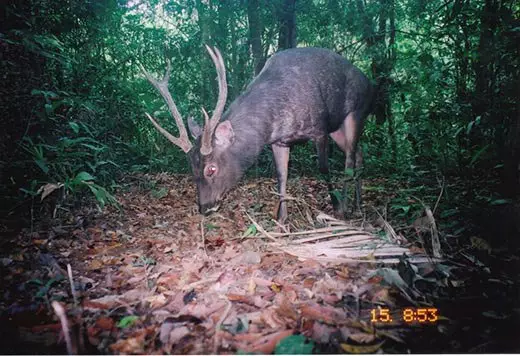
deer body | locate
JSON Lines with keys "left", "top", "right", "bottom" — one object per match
{"left": 142, "top": 46, "right": 374, "bottom": 223}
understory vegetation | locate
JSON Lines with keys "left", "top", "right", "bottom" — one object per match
{"left": 1, "top": 0, "right": 519, "bottom": 242}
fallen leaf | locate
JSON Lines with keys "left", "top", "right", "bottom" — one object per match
{"left": 349, "top": 332, "right": 377, "bottom": 343}
{"left": 250, "top": 329, "right": 295, "bottom": 354}
{"left": 340, "top": 341, "right": 384, "bottom": 354}
{"left": 95, "top": 316, "right": 115, "bottom": 331}
{"left": 300, "top": 302, "right": 347, "bottom": 325}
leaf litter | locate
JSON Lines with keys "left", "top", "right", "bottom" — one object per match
{"left": 0, "top": 172, "right": 517, "bottom": 354}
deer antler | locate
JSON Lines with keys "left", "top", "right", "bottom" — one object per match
{"left": 139, "top": 59, "right": 193, "bottom": 153}
{"left": 200, "top": 45, "right": 228, "bottom": 156}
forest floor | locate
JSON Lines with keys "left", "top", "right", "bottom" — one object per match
{"left": 0, "top": 173, "right": 519, "bottom": 354}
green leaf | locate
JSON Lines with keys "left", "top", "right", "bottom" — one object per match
{"left": 35, "top": 159, "right": 49, "bottom": 174}
{"left": 490, "top": 199, "right": 510, "bottom": 206}
{"left": 117, "top": 315, "right": 139, "bottom": 328}
{"left": 205, "top": 223, "right": 219, "bottom": 231}
{"left": 469, "top": 144, "right": 489, "bottom": 166}
{"left": 440, "top": 209, "right": 458, "bottom": 218}
{"left": 151, "top": 187, "right": 169, "bottom": 199}
{"left": 344, "top": 167, "right": 355, "bottom": 177}
{"left": 392, "top": 204, "right": 411, "bottom": 214}
{"left": 275, "top": 334, "right": 314, "bottom": 354}
{"left": 45, "top": 103, "right": 53, "bottom": 114}
{"left": 74, "top": 171, "right": 95, "bottom": 183}
{"left": 86, "top": 184, "right": 106, "bottom": 209}
{"left": 26, "top": 279, "right": 44, "bottom": 286}
{"left": 69, "top": 122, "right": 80, "bottom": 134}
{"left": 242, "top": 224, "right": 257, "bottom": 238}
{"left": 85, "top": 183, "right": 120, "bottom": 211}
{"left": 331, "top": 189, "right": 342, "bottom": 202}
{"left": 80, "top": 143, "right": 106, "bottom": 152}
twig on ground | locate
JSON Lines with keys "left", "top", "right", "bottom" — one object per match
{"left": 245, "top": 212, "right": 279, "bottom": 243}
{"left": 52, "top": 301, "right": 74, "bottom": 355}
{"left": 67, "top": 264, "right": 78, "bottom": 306}
{"left": 213, "top": 297, "right": 232, "bottom": 354}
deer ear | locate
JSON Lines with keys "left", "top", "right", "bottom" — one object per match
{"left": 214, "top": 121, "right": 234, "bottom": 148}
{"left": 188, "top": 117, "right": 202, "bottom": 139}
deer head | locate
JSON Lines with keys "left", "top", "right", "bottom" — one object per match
{"left": 140, "top": 45, "right": 239, "bottom": 214}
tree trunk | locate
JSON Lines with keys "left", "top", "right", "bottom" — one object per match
{"left": 247, "top": 0, "right": 265, "bottom": 75}
{"left": 277, "top": 0, "right": 297, "bottom": 50}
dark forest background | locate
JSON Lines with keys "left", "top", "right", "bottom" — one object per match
{"left": 1, "top": 0, "right": 519, "bottom": 243}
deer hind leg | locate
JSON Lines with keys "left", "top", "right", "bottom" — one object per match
{"left": 315, "top": 135, "right": 341, "bottom": 211}
{"left": 329, "top": 111, "right": 363, "bottom": 216}
{"left": 272, "top": 144, "right": 290, "bottom": 224}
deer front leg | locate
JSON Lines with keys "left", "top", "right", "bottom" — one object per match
{"left": 330, "top": 111, "right": 363, "bottom": 216}
{"left": 272, "top": 144, "right": 290, "bottom": 224}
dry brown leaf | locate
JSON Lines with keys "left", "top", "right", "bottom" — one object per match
{"left": 304, "top": 277, "right": 317, "bottom": 289}
{"left": 157, "top": 273, "right": 181, "bottom": 290}
{"left": 168, "top": 326, "right": 190, "bottom": 344}
{"left": 300, "top": 302, "right": 347, "bottom": 325}
{"left": 250, "top": 329, "right": 295, "bottom": 354}
{"left": 145, "top": 293, "right": 167, "bottom": 308}
{"left": 349, "top": 332, "right": 377, "bottom": 343}
{"left": 95, "top": 316, "right": 115, "bottom": 331}
{"left": 340, "top": 340, "right": 384, "bottom": 354}
{"left": 274, "top": 295, "right": 299, "bottom": 322}
{"left": 109, "top": 328, "right": 152, "bottom": 354}
{"left": 83, "top": 298, "right": 113, "bottom": 310}
{"left": 371, "top": 286, "right": 392, "bottom": 304}
{"left": 37, "top": 183, "right": 63, "bottom": 201}
{"left": 261, "top": 308, "right": 285, "bottom": 328}
{"left": 87, "top": 259, "right": 104, "bottom": 271}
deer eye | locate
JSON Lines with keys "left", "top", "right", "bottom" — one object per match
{"left": 205, "top": 164, "right": 218, "bottom": 178}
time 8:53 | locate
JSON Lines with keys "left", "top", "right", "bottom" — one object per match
{"left": 371, "top": 308, "right": 438, "bottom": 323}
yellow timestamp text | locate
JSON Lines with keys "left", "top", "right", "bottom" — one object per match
{"left": 370, "top": 307, "right": 439, "bottom": 323}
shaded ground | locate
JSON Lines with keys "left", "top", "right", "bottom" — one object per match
{"left": 0, "top": 173, "right": 519, "bottom": 354}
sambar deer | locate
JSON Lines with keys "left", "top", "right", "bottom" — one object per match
{"left": 140, "top": 45, "right": 374, "bottom": 223}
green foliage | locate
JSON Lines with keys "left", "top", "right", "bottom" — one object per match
{"left": 275, "top": 334, "right": 315, "bottom": 354}
{"left": 26, "top": 276, "right": 66, "bottom": 304}
{"left": 20, "top": 115, "right": 120, "bottom": 210}
{"left": 117, "top": 315, "right": 140, "bottom": 329}
{"left": 1, "top": 0, "right": 518, "bottom": 224}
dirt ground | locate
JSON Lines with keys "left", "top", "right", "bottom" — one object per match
{"left": 0, "top": 173, "right": 518, "bottom": 354}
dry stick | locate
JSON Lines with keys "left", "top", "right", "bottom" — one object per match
{"left": 181, "top": 277, "right": 219, "bottom": 292}
{"left": 432, "top": 175, "right": 445, "bottom": 215}
{"left": 317, "top": 212, "right": 364, "bottom": 226}
{"left": 270, "top": 225, "right": 365, "bottom": 237}
{"left": 372, "top": 207, "right": 400, "bottom": 244}
{"left": 425, "top": 207, "right": 442, "bottom": 258}
{"left": 201, "top": 218, "right": 208, "bottom": 257}
{"left": 245, "top": 212, "right": 279, "bottom": 243}
{"left": 213, "top": 297, "right": 232, "bottom": 354}
{"left": 67, "top": 264, "right": 78, "bottom": 306}
{"left": 411, "top": 195, "right": 442, "bottom": 259}
{"left": 270, "top": 187, "right": 319, "bottom": 225}
{"left": 291, "top": 232, "right": 375, "bottom": 245}
{"left": 272, "top": 218, "right": 290, "bottom": 234}
{"left": 51, "top": 301, "right": 74, "bottom": 355}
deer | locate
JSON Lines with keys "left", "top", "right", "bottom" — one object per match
{"left": 140, "top": 45, "right": 374, "bottom": 224}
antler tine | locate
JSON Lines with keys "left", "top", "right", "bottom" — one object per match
{"left": 200, "top": 45, "right": 228, "bottom": 156}
{"left": 140, "top": 59, "right": 193, "bottom": 153}
{"left": 205, "top": 45, "right": 228, "bottom": 126}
